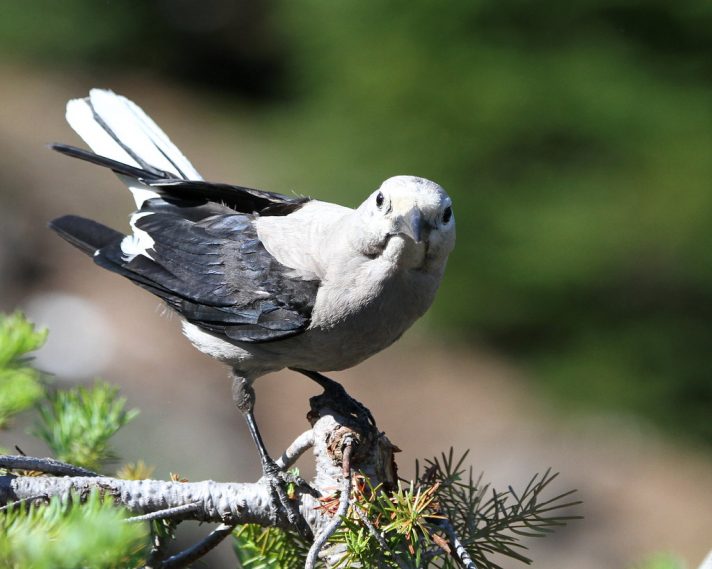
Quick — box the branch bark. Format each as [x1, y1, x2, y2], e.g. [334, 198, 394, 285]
[0, 387, 400, 568]
[0, 474, 276, 524]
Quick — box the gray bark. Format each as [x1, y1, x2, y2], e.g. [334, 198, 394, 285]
[0, 391, 399, 567]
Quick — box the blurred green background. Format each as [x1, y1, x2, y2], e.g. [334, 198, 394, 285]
[1, 0, 711, 446]
[2, 2, 712, 567]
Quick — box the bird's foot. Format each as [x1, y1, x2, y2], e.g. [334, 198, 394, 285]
[321, 379, 377, 429]
[260, 457, 315, 540]
[294, 369, 377, 429]
[230, 372, 315, 538]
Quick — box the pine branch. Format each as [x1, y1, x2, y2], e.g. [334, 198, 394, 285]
[435, 518, 478, 569]
[276, 429, 315, 470]
[416, 450, 583, 569]
[0, 402, 394, 569]
[0, 474, 276, 525]
[126, 502, 202, 523]
[161, 523, 236, 569]
[0, 455, 98, 477]
[353, 504, 414, 569]
[305, 437, 355, 569]
[0, 310, 581, 569]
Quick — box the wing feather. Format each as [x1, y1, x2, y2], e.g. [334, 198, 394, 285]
[50, 212, 319, 343]
[53, 89, 319, 342]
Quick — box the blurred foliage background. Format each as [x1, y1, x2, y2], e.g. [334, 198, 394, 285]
[1, 2, 711, 567]
[0, 0, 710, 446]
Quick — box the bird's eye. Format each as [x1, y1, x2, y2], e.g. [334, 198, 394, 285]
[442, 206, 452, 224]
[375, 191, 385, 208]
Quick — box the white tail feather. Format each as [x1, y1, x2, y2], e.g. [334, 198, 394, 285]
[65, 89, 203, 209]
[120, 95, 202, 180]
[66, 98, 139, 167]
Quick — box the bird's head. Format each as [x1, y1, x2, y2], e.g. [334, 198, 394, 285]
[356, 175, 455, 270]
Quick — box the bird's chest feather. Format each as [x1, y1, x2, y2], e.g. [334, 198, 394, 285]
[183, 258, 441, 374]
[303, 258, 439, 369]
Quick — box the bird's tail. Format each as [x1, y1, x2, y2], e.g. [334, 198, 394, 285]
[61, 89, 203, 207]
[49, 215, 125, 257]
[49, 214, 183, 308]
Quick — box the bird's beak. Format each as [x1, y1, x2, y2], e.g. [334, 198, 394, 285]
[396, 208, 423, 243]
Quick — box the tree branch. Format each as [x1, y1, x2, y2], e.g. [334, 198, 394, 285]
[161, 523, 236, 569]
[276, 429, 314, 470]
[0, 474, 276, 525]
[0, 455, 98, 477]
[0, 386, 409, 568]
[126, 502, 202, 523]
[354, 505, 413, 569]
[436, 518, 478, 569]
[0, 394, 395, 545]
[305, 437, 355, 569]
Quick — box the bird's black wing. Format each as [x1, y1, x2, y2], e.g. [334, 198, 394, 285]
[50, 212, 320, 343]
[51, 128, 317, 341]
[51, 143, 310, 216]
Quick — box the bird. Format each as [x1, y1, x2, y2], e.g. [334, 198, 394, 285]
[49, 89, 455, 530]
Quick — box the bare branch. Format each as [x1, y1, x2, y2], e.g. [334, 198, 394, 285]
[354, 505, 414, 569]
[436, 518, 478, 569]
[161, 523, 236, 569]
[276, 429, 315, 470]
[305, 437, 355, 569]
[0, 494, 48, 513]
[0, 455, 98, 477]
[0, 473, 278, 526]
[0, 392, 437, 569]
[126, 502, 202, 523]
[144, 522, 176, 569]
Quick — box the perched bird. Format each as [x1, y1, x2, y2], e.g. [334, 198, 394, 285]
[50, 89, 455, 527]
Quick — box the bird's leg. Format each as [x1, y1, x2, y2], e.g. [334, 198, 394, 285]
[291, 369, 377, 428]
[230, 373, 313, 540]
[230, 375, 271, 466]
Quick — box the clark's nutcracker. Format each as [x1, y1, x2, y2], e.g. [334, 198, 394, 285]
[49, 89, 455, 523]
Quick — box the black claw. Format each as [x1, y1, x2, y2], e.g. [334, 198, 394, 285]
[326, 382, 377, 428]
[261, 460, 314, 540]
[292, 369, 377, 428]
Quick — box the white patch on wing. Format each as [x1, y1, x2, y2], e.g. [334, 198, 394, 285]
[121, 212, 155, 261]
[119, 175, 161, 209]
[181, 321, 247, 363]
